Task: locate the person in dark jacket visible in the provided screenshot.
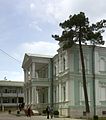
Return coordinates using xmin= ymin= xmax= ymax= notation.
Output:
xmin=50 ymin=106 xmax=53 ymax=119
xmin=27 ymin=105 xmax=32 ymax=117
xmin=46 ymin=106 xmax=50 ymax=119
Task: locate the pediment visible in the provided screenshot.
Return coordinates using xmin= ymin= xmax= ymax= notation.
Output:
xmin=22 ymin=53 xmax=30 ymax=68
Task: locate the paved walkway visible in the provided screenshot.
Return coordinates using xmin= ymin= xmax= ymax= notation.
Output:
xmin=0 ymin=111 xmax=84 ymax=120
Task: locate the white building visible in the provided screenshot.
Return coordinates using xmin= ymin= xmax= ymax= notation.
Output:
xmin=0 ymin=80 xmax=24 ymax=111
xmin=22 ymin=44 xmax=106 ymax=117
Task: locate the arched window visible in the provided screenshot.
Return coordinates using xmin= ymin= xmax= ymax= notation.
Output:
xmin=79 ymin=55 xmax=89 ymax=73
xmin=63 ymin=86 xmax=66 ymax=101
xmin=100 ymin=58 xmax=105 ymax=71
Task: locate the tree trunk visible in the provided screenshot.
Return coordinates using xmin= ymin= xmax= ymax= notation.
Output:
xmin=79 ymin=27 xmax=90 ymax=114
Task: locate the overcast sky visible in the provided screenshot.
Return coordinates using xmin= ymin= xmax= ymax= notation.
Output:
xmin=0 ymin=0 xmax=106 ymax=81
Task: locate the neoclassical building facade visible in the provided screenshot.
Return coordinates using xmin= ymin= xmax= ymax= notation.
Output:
xmin=22 ymin=44 xmax=106 ymax=117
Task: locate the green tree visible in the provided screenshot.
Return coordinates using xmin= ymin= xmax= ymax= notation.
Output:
xmin=52 ymin=12 xmax=106 ymax=116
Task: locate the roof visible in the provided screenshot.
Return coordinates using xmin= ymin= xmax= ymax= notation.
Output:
xmin=26 ymin=53 xmax=53 ymax=58
xmin=0 ymin=80 xmax=24 ymax=87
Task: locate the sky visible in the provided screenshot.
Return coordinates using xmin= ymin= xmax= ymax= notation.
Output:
xmin=0 ymin=0 xmax=106 ymax=81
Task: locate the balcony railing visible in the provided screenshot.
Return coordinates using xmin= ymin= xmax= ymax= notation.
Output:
xmin=2 ymin=103 xmax=18 ymax=106
xmin=31 ymin=78 xmax=51 ymax=86
xmin=2 ymin=93 xmax=24 ymax=97
xmin=31 ymin=78 xmax=50 ymax=82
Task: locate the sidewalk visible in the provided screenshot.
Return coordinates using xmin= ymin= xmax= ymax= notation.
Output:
xmin=0 ymin=111 xmax=85 ymax=120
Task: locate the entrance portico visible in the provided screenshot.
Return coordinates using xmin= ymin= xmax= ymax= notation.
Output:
xmin=22 ymin=53 xmax=53 ymax=112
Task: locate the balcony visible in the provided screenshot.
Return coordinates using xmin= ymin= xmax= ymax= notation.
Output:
xmin=2 ymin=103 xmax=18 ymax=106
xmin=2 ymin=93 xmax=24 ymax=97
xmin=30 ymin=78 xmax=51 ymax=86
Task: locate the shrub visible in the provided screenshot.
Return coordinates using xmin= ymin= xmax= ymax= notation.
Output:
xmin=93 ymin=115 xmax=98 ymax=120
xmin=42 ymin=110 xmax=46 ymax=114
xmin=17 ymin=110 xmax=20 ymax=115
xmin=53 ymin=110 xmax=59 ymax=115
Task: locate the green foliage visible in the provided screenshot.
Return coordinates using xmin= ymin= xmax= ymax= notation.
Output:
xmin=42 ymin=110 xmax=46 ymax=114
xmin=53 ymin=110 xmax=59 ymax=115
xmin=52 ymin=12 xmax=106 ymax=48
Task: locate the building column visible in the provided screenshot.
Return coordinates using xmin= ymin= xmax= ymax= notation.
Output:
xmin=48 ymin=62 xmax=51 ymax=80
xmin=30 ymin=87 xmax=32 ymax=104
xmin=48 ymin=59 xmax=53 ymax=106
xmin=16 ymin=89 xmax=19 ymax=109
xmin=24 ymin=87 xmax=26 ymax=104
xmin=56 ymin=85 xmax=59 ymax=102
xmin=32 ymin=87 xmax=37 ymax=105
xmin=28 ymin=88 xmax=30 ymax=104
xmin=32 ymin=62 xmax=36 ymax=78
xmin=48 ymin=87 xmax=51 ymax=104
xmin=26 ymin=89 xmax=28 ymax=104
xmin=36 ymin=90 xmax=39 ymax=104
xmin=27 ymin=89 xmax=29 ymax=104
xmin=59 ymin=84 xmax=62 ymax=102
xmin=24 ymin=70 xmax=26 ymax=82
xmin=29 ymin=66 xmax=32 ymax=80
xmin=66 ymin=81 xmax=68 ymax=101
xmin=26 ymin=69 xmax=28 ymax=82
xmin=65 ymin=51 xmax=68 ymax=69
xmin=0 ymin=90 xmax=3 ymax=111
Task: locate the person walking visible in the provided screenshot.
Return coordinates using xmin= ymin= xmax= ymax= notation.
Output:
xmin=46 ymin=106 xmax=50 ymax=119
xmin=50 ymin=106 xmax=53 ymax=119
xmin=27 ymin=105 xmax=32 ymax=117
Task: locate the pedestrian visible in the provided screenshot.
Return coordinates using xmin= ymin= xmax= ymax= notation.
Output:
xmin=50 ymin=106 xmax=53 ymax=119
xmin=19 ymin=103 xmax=22 ymax=111
xmin=27 ymin=105 xmax=32 ymax=117
xmin=46 ymin=106 xmax=50 ymax=119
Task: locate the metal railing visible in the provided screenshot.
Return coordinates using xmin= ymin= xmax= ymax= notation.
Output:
xmin=31 ymin=78 xmax=50 ymax=82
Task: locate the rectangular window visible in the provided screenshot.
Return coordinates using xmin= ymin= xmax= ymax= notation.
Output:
xmin=63 ymin=86 xmax=66 ymax=101
xmin=100 ymin=87 xmax=106 ymax=101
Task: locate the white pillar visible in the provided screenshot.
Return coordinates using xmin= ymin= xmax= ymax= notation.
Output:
xmin=24 ymin=87 xmax=26 ymax=103
xmin=25 ymin=89 xmax=27 ymax=104
xmin=16 ymin=90 xmax=18 ymax=109
xmin=56 ymin=85 xmax=59 ymax=102
xmin=36 ymin=72 xmax=39 ymax=78
xmin=59 ymin=55 xmax=61 ymax=73
xmin=29 ymin=66 xmax=32 ymax=80
xmin=36 ymin=90 xmax=39 ymax=104
xmin=28 ymin=87 xmax=31 ymax=105
xmin=32 ymin=87 xmax=37 ymax=104
xmin=48 ymin=87 xmax=51 ymax=103
xmin=24 ymin=70 xmax=26 ymax=82
xmin=30 ymin=87 xmax=32 ymax=104
xmin=27 ymin=88 xmax=29 ymax=104
xmin=59 ymin=84 xmax=62 ymax=102
xmin=66 ymin=81 xmax=68 ymax=101
xmin=32 ymin=62 xmax=36 ymax=78
xmin=65 ymin=51 xmax=68 ymax=69
xmin=26 ymin=69 xmax=28 ymax=82
xmin=26 ymin=89 xmax=28 ymax=105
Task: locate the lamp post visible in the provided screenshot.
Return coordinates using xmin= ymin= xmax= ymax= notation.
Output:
xmin=0 ymin=90 xmax=2 ymax=111
xmin=17 ymin=89 xmax=19 ymax=110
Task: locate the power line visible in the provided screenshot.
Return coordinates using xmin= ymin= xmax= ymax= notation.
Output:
xmin=0 ymin=48 xmax=21 ymax=63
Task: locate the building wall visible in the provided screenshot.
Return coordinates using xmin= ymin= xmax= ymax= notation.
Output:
xmin=52 ymin=45 xmax=106 ymax=117
xmin=22 ymin=45 xmax=106 ymax=117
xmin=0 ymin=81 xmax=24 ymax=111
